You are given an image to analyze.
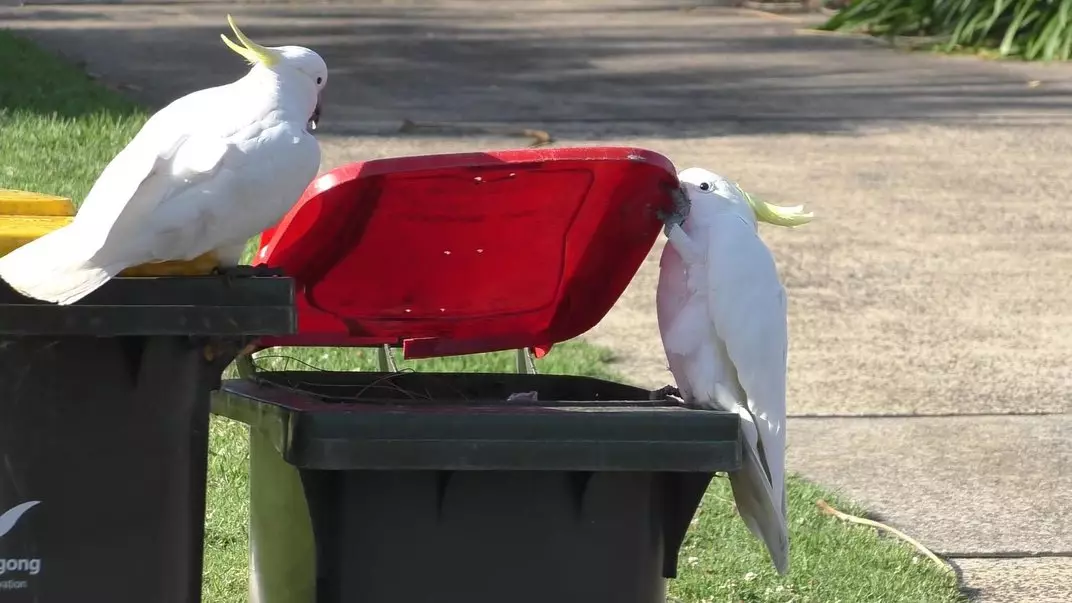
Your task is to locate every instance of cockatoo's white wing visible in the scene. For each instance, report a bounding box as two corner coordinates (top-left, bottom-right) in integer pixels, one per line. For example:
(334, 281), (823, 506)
(74, 84), (238, 235)
(129, 120), (319, 265)
(705, 213), (789, 522)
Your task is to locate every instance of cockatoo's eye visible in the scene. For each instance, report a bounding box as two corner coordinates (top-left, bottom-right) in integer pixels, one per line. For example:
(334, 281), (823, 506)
(698, 182), (712, 192)
(316, 77), (323, 85)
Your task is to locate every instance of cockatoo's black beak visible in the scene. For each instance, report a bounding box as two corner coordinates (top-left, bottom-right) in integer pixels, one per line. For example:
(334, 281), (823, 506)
(309, 95), (322, 132)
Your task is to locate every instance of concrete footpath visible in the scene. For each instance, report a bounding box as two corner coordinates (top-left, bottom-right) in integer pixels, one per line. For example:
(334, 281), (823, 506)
(3, 1), (1071, 600)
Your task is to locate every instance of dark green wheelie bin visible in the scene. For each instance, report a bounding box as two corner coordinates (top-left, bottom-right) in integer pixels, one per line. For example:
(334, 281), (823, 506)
(213, 370), (741, 603)
(0, 275), (295, 603)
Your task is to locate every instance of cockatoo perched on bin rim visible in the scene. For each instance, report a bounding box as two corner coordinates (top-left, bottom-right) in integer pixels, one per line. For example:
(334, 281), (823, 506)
(656, 167), (813, 575)
(0, 15), (326, 305)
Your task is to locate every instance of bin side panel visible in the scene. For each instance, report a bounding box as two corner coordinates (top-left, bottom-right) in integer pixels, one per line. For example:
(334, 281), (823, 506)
(660, 472), (715, 578)
(249, 426), (317, 603)
(0, 336), (217, 603)
(310, 469), (669, 603)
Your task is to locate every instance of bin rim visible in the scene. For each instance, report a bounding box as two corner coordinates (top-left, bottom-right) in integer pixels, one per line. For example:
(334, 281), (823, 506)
(213, 375), (743, 472)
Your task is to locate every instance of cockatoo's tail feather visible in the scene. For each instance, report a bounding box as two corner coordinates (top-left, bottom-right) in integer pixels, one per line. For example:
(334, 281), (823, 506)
(0, 224), (124, 305)
(742, 190), (814, 228)
(729, 422), (790, 574)
(221, 14), (280, 66)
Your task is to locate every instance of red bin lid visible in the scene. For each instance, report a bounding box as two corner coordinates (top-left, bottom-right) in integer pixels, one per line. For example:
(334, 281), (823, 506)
(253, 146), (680, 359)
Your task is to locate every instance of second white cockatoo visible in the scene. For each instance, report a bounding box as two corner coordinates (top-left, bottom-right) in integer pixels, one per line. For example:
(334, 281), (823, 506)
(0, 15), (326, 305)
(656, 167), (813, 575)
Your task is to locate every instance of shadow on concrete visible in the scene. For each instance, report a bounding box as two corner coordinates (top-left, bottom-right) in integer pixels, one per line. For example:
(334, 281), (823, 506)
(5, 1), (1072, 139)
(946, 559), (985, 602)
(859, 507), (984, 601)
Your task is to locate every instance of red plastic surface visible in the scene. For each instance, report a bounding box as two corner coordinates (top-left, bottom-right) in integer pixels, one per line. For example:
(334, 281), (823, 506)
(253, 146), (680, 359)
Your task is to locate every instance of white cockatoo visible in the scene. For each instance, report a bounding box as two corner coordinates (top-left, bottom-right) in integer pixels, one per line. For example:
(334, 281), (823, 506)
(0, 15), (325, 305)
(656, 167), (813, 575)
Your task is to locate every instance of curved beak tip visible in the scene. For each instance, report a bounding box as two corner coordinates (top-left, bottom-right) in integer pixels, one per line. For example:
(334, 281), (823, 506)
(309, 97), (322, 132)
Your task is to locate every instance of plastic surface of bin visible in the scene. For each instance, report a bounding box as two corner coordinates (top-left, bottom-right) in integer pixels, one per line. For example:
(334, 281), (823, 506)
(249, 146), (683, 359)
(214, 147), (738, 603)
(0, 275), (295, 603)
(214, 373), (740, 603)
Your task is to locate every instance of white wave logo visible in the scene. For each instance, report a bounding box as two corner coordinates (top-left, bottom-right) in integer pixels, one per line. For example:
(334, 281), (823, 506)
(0, 502), (40, 540)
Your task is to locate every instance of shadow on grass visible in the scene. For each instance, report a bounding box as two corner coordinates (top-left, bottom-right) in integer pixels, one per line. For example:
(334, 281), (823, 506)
(5, 0), (1072, 140)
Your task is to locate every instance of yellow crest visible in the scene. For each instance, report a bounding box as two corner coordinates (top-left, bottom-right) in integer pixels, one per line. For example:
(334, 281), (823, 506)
(738, 186), (814, 228)
(220, 14), (280, 66)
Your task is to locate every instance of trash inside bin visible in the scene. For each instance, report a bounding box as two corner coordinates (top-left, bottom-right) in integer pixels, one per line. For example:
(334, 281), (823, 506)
(213, 147), (743, 603)
(0, 190), (297, 603)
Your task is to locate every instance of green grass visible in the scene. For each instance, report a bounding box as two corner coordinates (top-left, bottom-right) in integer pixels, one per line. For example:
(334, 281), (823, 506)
(1, 30), (967, 603)
(675, 479), (963, 603)
(247, 340), (619, 378)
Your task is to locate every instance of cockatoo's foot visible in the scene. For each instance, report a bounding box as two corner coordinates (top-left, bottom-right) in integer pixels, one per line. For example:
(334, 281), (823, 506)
(650, 384), (682, 402)
(211, 264), (287, 279)
(211, 264), (287, 290)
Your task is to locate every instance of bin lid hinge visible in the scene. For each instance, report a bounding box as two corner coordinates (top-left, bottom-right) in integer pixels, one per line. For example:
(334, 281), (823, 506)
(516, 347), (538, 375)
(235, 352), (258, 380)
(377, 344), (398, 372)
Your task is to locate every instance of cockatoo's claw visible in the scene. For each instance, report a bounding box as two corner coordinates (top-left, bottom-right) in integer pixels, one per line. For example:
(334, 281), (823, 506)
(212, 264), (287, 289)
(211, 264), (287, 279)
(650, 384), (682, 401)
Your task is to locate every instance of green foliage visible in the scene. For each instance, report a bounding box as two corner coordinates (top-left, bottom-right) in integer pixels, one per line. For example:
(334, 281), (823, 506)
(820, 0), (1072, 61)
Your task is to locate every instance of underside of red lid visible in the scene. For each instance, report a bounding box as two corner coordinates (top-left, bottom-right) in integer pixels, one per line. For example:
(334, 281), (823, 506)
(253, 146), (680, 359)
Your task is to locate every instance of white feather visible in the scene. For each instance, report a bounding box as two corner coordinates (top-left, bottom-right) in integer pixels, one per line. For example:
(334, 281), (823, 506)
(656, 168), (791, 575)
